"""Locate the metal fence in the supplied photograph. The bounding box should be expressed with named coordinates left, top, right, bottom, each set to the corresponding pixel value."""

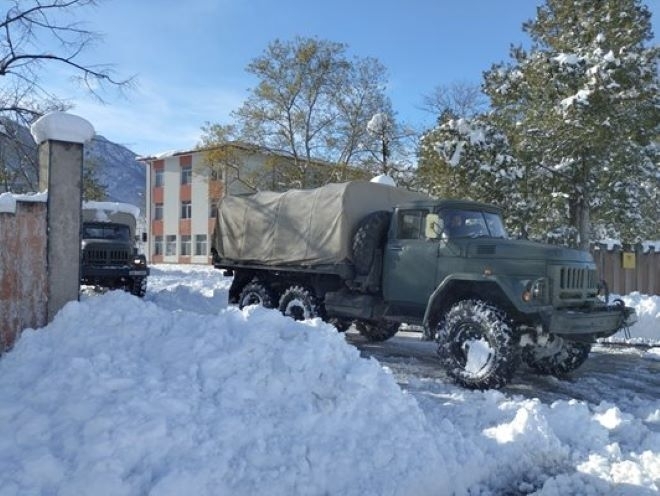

left=591, top=244, right=660, bottom=296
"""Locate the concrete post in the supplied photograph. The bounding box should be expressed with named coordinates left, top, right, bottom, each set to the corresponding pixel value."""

left=31, top=112, right=95, bottom=322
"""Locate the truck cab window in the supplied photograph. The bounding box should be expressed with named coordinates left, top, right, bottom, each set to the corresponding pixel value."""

left=397, top=210, right=426, bottom=240
left=441, top=209, right=507, bottom=239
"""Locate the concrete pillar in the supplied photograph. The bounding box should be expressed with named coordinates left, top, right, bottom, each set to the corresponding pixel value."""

left=31, top=112, right=95, bottom=322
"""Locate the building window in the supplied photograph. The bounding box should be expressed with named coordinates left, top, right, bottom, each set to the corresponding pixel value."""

left=195, top=234, right=207, bottom=256
left=180, top=235, right=191, bottom=256
left=181, top=200, right=192, bottom=219
left=154, top=236, right=163, bottom=256
left=165, top=235, right=177, bottom=256
left=154, top=203, right=163, bottom=220
left=209, top=203, right=218, bottom=219
left=154, top=169, right=164, bottom=187
left=181, top=166, right=192, bottom=185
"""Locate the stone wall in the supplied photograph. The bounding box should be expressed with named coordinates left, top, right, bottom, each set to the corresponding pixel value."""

left=0, top=200, right=48, bottom=351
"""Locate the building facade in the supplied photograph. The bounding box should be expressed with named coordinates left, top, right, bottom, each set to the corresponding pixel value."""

left=141, top=151, right=218, bottom=264
left=140, top=144, right=297, bottom=264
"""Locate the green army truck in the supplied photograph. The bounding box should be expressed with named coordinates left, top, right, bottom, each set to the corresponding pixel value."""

left=81, top=202, right=149, bottom=297
left=211, top=181, right=635, bottom=389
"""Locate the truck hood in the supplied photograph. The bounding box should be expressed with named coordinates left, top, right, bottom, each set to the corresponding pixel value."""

left=464, top=238, right=594, bottom=264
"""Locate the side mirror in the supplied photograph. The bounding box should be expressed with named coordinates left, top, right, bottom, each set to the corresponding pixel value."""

left=425, top=214, right=442, bottom=240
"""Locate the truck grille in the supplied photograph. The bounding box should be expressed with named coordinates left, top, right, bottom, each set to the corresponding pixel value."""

left=554, top=266, right=598, bottom=304
left=83, top=247, right=131, bottom=266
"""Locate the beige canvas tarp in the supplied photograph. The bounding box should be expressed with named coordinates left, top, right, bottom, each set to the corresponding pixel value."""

left=213, top=181, right=430, bottom=266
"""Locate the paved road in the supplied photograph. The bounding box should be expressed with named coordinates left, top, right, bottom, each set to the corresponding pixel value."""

left=347, top=330, right=660, bottom=416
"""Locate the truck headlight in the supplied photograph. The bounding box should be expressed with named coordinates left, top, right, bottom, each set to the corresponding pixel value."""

left=133, top=257, right=146, bottom=266
left=522, top=278, right=546, bottom=303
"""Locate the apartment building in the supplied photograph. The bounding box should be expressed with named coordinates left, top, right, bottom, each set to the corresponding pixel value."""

left=140, top=150, right=215, bottom=264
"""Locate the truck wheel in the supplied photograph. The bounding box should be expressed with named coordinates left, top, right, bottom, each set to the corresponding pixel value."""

left=522, top=336, right=591, bottom=376
left=352, top=211, right=391, bottom=276
left=327, top=318, right=352, bottom=332
left=130, top=277, right=147, bottom=298
left=278, top=286, right=319, bottom=321
left=436, top=300, right=519, bottom=389
left=356, top=320, right=400, bottom=342
left=238, top=280, right=275, bottom=309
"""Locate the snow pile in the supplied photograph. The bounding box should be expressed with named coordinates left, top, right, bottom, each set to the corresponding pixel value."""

left=30, top=111, right=95, bottom=145
left=0, top=192, right=16, bottom=213
left=83, top=201, right=141, bottom=221
left=0, top=290, right=449, bottom=496
left=407, top=383, right=660, bottom=495
left=603, top=292, right=660, bottom=344
left=1, top=264, right=658, bottom=495
left=0, top=191, right=47, bottom=214
left=370, top=174, right=396, bottom=186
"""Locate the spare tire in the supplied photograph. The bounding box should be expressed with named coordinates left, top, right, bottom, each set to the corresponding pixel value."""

left=352, top=211, right=391, bottom=276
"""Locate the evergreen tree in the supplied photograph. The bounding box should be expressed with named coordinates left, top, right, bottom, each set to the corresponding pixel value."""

left=483, top=0, right=659, bottom=248
left=82, top=157, right=107, bottom=201
left=417, top=112, right=533, bottom=235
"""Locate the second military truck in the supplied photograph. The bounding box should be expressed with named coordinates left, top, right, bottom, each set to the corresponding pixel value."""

left=211, top=181, right=635, bottom=389
left=81, top=202, right=149, bottom=297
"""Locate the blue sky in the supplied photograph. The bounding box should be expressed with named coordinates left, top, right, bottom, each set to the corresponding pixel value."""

left=50, top=0, right=659, bottom=157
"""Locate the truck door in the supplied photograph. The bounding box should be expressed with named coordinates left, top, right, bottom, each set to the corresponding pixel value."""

left=382, top=208, right=440, bottom=319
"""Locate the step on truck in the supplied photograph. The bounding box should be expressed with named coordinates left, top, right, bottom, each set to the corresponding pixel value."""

left=211, top=181, right=635, bottom=389
left=81, top=202, right=149, bottom=297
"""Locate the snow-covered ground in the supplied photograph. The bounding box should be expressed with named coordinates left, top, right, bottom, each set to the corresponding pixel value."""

left=0, top=264, right=658, bottom=495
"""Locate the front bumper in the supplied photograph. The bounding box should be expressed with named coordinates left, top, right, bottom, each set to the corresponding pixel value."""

left=81, top=265, right=150, bottom=280
left=543, top=303, right=636, bottom=339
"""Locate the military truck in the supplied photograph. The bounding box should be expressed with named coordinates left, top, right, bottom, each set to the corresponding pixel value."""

left=211, top=181, right=635, bottom=389
left=81, top=202, right=149, bottom=297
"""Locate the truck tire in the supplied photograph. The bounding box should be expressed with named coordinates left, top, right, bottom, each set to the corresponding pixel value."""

left=238, top=280, right=275, bottom=309
left=522, top=337, right=591, bottom=376
left=355, top=320, right=400, bottom=342
left=327, top=318, right=352, bottom=332
left=278, top=286, right=319, bottom=321
left=352, top=211, right=391, bottom=276
left=436, top=299, right=519, bottom=389
left=130, top=277, right=147, bottom=298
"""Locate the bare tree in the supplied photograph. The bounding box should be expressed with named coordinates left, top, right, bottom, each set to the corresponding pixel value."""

left=233, top=36, right=395, bottom=189
left=0, top=0, right=131, bottom=194
left=1, top=0, right=131, bottom=123
left=420, top=81, right=487, bottom=119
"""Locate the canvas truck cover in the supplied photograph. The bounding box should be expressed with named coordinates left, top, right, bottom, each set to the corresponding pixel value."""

left=213, top=181, right=430, bottom=267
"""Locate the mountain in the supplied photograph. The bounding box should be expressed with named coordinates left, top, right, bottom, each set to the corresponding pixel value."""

left=0, top=118, right=146, bottom=213
left=84, top=136, right=146, bottom=212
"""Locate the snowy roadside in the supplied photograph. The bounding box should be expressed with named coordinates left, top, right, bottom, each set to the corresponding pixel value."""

left=601, top=292, right=660, bottom=346
left=0, top=264, right=657, bottom=495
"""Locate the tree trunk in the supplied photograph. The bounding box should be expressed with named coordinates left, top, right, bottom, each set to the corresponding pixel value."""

left=577, top=196, right=590, bottom=251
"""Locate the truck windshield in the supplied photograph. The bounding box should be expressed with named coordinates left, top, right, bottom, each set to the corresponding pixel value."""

left=83, top=223, right=130, bottom=241
left=441, top=209, right=507, bottom=239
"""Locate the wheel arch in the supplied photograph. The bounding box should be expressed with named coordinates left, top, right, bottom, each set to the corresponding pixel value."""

left=423, top=276, right=520, bottom=331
